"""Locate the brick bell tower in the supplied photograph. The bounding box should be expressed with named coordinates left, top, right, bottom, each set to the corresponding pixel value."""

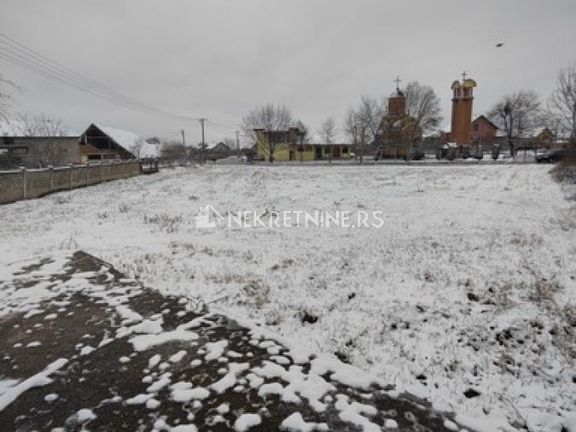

left=388, top=76, right=406, bottom=117
left=450, top=72, right=477, bottom=147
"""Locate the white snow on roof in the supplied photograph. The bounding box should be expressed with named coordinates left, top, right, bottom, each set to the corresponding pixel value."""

left=139, top=142, right=160, bottom=158
left=98, top=126, right=143, bottom=152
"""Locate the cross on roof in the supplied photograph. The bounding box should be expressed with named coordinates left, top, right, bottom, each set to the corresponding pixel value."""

left=462, top=71, right=468, bottom=80
left=394, top=76, right=402, bottom=89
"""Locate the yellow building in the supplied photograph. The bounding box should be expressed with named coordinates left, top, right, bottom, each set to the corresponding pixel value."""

left=254, top=128, right=352, bottom=162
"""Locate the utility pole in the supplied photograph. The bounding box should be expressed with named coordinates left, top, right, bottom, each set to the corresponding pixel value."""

left=235, top=130, right=240, bottom=156
left=199, top=118, right=206, bottom=164
left=181, top=129, right=186, bottom=147
left=353, top=123, right=358, bottom=164
left=354, top=113, right=363, bottom=164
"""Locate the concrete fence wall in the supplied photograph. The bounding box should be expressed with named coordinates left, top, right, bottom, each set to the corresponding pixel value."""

left=0, top=161, right=142, bottom=205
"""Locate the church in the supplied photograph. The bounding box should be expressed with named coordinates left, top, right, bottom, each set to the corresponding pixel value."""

left=375, top=79, right=421, bottom=160
left=449, top=74, right=477, bottom=154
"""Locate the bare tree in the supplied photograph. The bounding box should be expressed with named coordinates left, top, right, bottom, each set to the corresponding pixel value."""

left=488, top=90, right=542, bottom=156
left=128, top=137, right=146, bottom=158
left=404, top=81, right=442, bottom=136
left=15, top=113, right=70, bottom=136
left=318, top=117, right=337, bottom=163
left=241, top=104, right=294, bottom=162
left=345, top=97, right=386, bottom=162
left=343, top=108, right=355, bottom=141
left=241, top=104, right=293, bottom=142
left=2, top=113, right=72, bottom=167
left=549, top=64, right=576, bottom=140
left=161, top=141, right=188, bottom=161
left=538, top=109, right=565, bottom=141
left=318, top=117, right=337, bottom=145
left=0, top=74, right=17, bottom=123
left=356, top=97, right=386, bottom=146
left=294, top=120, right=311, bottom=144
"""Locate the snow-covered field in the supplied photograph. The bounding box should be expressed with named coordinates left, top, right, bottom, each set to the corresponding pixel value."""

left=0, top=164, right=575, bottom=431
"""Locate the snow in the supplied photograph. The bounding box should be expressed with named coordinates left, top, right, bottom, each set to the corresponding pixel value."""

left=76, top=408, right=97, bottom=422
left=148, top=354, right=162, bottom=368
left=383, top=419, right=399, bottom=429
left=168, top=350, right=187, bottom=363
left=204, top=340, right=228, bottom=361
left=334, top=394, right=379, bottom=432
left=139, top=142, right=160, bottom=159
left=171, top=425, right=197, bottom=432
left=126, top=393, right=153, bottom=405
left=130, top=324, right=198, bottom=351
left=250, top=358, right=336, bottom=412
left=563, top=413, right=576, bottom=432
left=146, top=373, right=172, bottom=393
left=280, top=412, right=328, bottom=431
left=216, top=402, right=230, bottom=414
left=44, top=393, right=59, bottom=403
left=79, top=345, right=95, bottom=356
left=233, top=413, right=262, bottom=431
left=122, top=318, right=164, bottom=336
left=99, top=125, right=143, bottom=155
left=171, top=387, right=210, bottom=402
left=0, top=164, right=575, bottom=431
left=0, top=358, right=68, bottom=411
left=210, top=363, right=250, bottom=394
left=146, top=398, right=161, bottom=410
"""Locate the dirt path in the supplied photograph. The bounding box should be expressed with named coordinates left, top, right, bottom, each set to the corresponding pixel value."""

left=0, top=252, right=465, bottom=431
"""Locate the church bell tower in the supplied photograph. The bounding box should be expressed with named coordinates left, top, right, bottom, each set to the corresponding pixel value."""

left=388, top=76, right=406, bottom=117
left=450, top=73, right=477, bottom=147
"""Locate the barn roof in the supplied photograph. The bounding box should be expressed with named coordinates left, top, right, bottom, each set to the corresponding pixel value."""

left=98, top=125, right=142, bottom=152
left=83, top=124, right=138, bottom=158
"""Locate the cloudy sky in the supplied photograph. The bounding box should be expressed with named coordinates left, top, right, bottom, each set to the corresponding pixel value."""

left=1, top=0, right=575, bottom=145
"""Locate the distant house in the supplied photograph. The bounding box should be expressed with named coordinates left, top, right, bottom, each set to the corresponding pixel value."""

left=0, top=123, right=138, bottom=169
left=533, top=127, right=554, bottom=146
left=254, top=128, right=352, bottom=162
left=200, top=142, right=234, bottom=162
left=80, top=124, right=137, bottom=163
left=211, top=142, right=232, bottom=154
left=471, top=115, right=498, bottom=148
left=311, top=143, right=352, bottom=161
left=0, top=136, right=81, bottom=169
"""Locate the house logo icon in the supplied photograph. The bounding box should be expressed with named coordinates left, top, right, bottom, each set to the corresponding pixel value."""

left=194, top=204, right=224, bottom=229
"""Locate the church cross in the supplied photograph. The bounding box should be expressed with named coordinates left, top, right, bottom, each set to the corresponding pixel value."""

left=394, top=76, right=402, bottom=89
left=461, top=71, right=468, bottom=80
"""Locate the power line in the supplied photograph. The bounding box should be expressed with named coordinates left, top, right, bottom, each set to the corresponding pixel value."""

left=0, top=32, right=198, bottom=121
left=0, top=49, right=160, bottom=117
left=0, top=32, right=247, bottom=136
left=0, top=33, right=165, bottom=115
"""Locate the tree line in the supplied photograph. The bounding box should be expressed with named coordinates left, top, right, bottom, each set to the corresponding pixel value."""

left=240, top=64, right=576, bottom=160
left=2, top=64, right=575, bottom=162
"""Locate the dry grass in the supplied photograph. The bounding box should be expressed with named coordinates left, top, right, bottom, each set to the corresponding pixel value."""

left=143, top=213, right=182, bottom=233
left=551, top=145, right=576, bottom=184
left=242, top=279, right=270, bottom=308
left=529, top=278, right=562, bottom=303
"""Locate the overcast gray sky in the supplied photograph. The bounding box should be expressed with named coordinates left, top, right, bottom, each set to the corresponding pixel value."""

left=1, top=0, right=575, bottom=145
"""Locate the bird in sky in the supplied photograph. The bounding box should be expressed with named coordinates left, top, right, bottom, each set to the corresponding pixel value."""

left=496, top=42, right=505, bottom=48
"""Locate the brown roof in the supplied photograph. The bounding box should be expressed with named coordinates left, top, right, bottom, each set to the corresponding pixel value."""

left=472, top=115, right=498, bottom=130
